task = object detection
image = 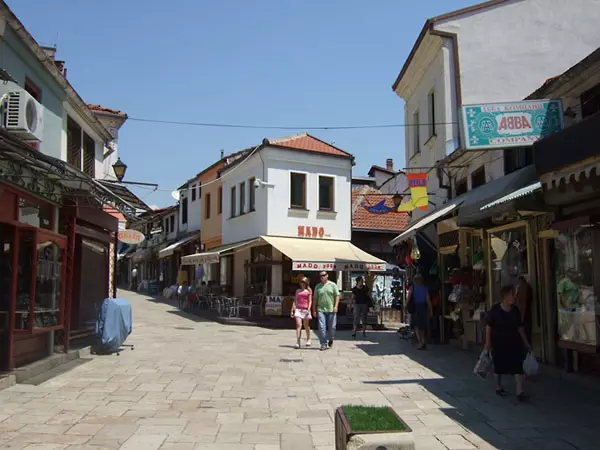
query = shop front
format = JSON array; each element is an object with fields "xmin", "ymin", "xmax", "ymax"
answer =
[
  {"xmin": 534, "ymin": 113, "xmax": 600, "ymax": 374},
  {"xmin": 181, "ymin": 235, "xmax": 386, "ymax": 319}
]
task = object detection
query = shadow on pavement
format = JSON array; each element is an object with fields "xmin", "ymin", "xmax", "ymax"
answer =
[{"xmin": 355, "ymin": 333, "xmax": 600, "ymax": 449}]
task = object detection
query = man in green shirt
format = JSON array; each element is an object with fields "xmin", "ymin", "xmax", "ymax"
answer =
[{"xmin": 312, "ymin": 271, "xmax": 340, "ymax": 351}]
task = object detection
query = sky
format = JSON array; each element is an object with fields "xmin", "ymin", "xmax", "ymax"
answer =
[{"xmin": 8, "ymin": 0, "xmax": 480, "ymax": 208}]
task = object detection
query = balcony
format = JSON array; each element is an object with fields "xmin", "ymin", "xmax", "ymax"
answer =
[{"xmin": 534, "ymin": 112, "xmax": 600, "ymax": 176}]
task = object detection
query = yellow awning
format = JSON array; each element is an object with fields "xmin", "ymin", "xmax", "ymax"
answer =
[{"xmin": 260, "ymin": 235, "xmax": 386, "ymax": 272}]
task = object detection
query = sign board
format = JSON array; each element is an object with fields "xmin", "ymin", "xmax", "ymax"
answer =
[
  {"xmin": 461, "ymin": 100, "xmax": 564, "ymax": 150},
  {"xmin": 292, "ymin": 261, "xmax": 386, "ymax": 272},
  {"xmin": 297, "ymin": 225, "xmax": 327, "ymax": 238},
  {"xmin": 117, "ymin": 229, "xmax": 145, "ymax": 245},
  {"xmin": 265, "ymin": 296, "xmax": 283, "ymax": 316},
  {"xmin": 181, "ymin": 252, "xmax": 219, "ymax": 266}
]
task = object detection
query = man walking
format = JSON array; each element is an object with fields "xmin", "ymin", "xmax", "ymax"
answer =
[
  {"xmin": 131, "ymin": 266, "xmax": 138, "ymax": 292},
  {"xmin": 313, "ymin": 271, "xmax": 340, "ymax": 351}
]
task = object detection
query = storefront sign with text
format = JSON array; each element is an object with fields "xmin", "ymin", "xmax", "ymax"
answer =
[
  {"xmin": 117, "ymin": 229, "xmax": 145, "ymax": 245},
  {"xmin": 265, "ymin": 296, "xmax": 283, "ymax": 316},
  {"xmin": 297, "ymin": 225, "xmax": 326, "ymax": 238},
  {"xmin": 292, "ymin": 261, "xmax": 386, "ymax": 272}
]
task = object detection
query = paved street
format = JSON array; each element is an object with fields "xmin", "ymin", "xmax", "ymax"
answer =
[{"xmin": 1, "ymin": 290, "xmax": 599, "ymax": 450}]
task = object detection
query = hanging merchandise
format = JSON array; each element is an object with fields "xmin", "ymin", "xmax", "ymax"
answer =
[
  {"xmin": 410, "ymin": 237, "xmax": 421, "ymax": 260},
  {"xmin": 398, "ymin": 173, "xmax": 429, "ymax": 212},
  {"xmin": 429, "ymin": 261, "xmax": 439, "ymax": 276}
]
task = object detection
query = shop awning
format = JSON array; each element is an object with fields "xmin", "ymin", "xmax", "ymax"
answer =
[
  {"xmin": 480, "ymin": 182, "xmax": 542, "ymax": 211},
  {"xmin": 457, "ymin": 165, "xmax": 544, "ymax": 226},
  {"xmin": 181, "ymin": 238, "xmax": 260, "ymax": 265},
  {"xmin": 389, "ymin": 202, "xmax": 462, "ymax": 246},
  {"xmin": 260, "ymin": 235, "xmax": 386, "ymax": 272},
  {"xmin": 158, "ymin": 235, "xmax": 197, "ymax": 259},
  {"xmin": 131, "ymin": 248, "xmax": 151, "ymax": 263}
]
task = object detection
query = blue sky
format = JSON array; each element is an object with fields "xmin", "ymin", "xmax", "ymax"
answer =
[{"xmin": 9, "ymin": 0, "xmax": 479, "ymax": 207}]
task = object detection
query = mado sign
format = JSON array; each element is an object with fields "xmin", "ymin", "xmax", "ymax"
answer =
[{"xmin": 461, "ymin": 100, "xmax": 564, "ymax": 150}]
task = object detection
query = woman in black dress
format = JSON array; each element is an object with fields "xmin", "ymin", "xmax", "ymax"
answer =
[{"xmin": 485, "ymin": 284, "xmax": 532, "ymax": 401}]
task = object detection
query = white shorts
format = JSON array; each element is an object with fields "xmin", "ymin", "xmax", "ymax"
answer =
[{"xmin": 294, "ymin": 309, "xmax": 312, "ymax": 320}]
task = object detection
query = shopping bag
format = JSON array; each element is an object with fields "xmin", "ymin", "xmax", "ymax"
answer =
[
  {"xmin": 523, "ymin": 351, "xmax": 539, "ymax": 377},
  {"xmin": 474, "ymin": 350, "xmax": 492, "ymax": 379}
]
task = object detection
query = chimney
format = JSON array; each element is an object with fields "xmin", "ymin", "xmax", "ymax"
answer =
[
  {"xmin": 386, "ymin": 158, "xmax": 394, "ymax": 171},
  {"xmin": 54, "ymin": 61, "xmax": 67, "ymax": 78},
  {"xmin": 220, "ymin": 149, "xmax": 224, "ymax": 160},
  {"xmin": 41, "ymin": 46, "xmax": 56, "ymax": 61}
]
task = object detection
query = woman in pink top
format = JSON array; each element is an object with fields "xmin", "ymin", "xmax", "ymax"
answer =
[{"xmin": 291, "ymin": 277, "xmax": 312, "ymax": 348}]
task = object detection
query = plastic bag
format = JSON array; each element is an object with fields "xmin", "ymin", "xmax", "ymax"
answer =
[
  {"xmin": 474, "ymin": 350, "xmax": 492, "ymax": 379},
  {"xmin": 523, "ymin": 351, "xmax": 539, "ymax": 376}
]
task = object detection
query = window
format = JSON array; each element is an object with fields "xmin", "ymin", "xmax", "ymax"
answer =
[
  {"xmin": 181, "ymin": 197, "xmax": 188, "ymax": 224},
  {"xmin": 290, "ymin": 172, "xmax": 306, "ymax": 209},
  {"xmin": 239, "ymin": 182, "xmax": 246, "ymax": 214},
  {"xmin": 192, "ymin": 184, "xmax": 197, "ymax": 202},
  {"xmin": 554, "ymin": 223, "xmax": 597, "ymax": 345},
  {"xmin": 170, "ymin": 215, "xmax": 175, "ymax": 233},
  {"xmin": 230, "ymin": 186, "xmax": 236, "ymax": 217},
  {"xmin": 318, "ymin": 176, "xmax": 334, "ymax": 211},
  {"xmin": 471, "ymin": 166, "xmax": 486, "ymax": 189},
  {"xmin": 455, "ymin": 178, "xmax": 468, "ymax": 197},
  {"xmin": 164, "ymin": 218, "xmax": 169, "ymax": 234},
  {"xmin": 581, "ymin": 83, "xmax": 600, "ymax": 119},
  {"xmin": 82, "ymin": 133, "xmax": 95, "ymax": 178},
  {"xmin": 249, "ymin": 177, "xmax": 256, "ymax": 212},
  {"xmin": 205, "ymin": 193, "xmax": 211, "ymax": 219},
  {"xmin": 504, "ymin": 147, "xmax": 533, "ymax": 174},
  {"xmin": 24, "ymin": 77, "xmax": 41, "ymax": 101},
  {"xmin": 19, "ymin": 197, "xmax": 53, "ymax": 230},
  {"xmin": 218, "ymin": 186, "xmax": 223, "ymax": 215},
  {"xmin": 66, "ymin": 117, "xmax": 81, "ymax": 170},
  {"xmin": 428, "ymin": 90, "xmax": 436, "ymax": 138},
  {"xmin": 412, "ymin": 110, "xmax": 420, "ymax": 156}
]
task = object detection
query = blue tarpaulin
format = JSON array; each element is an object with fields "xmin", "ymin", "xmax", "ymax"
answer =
[{"xmin": 96, "ymin": 298, "xmax": 132, "ymax": 352}]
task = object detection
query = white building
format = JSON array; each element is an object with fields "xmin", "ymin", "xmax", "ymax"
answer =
[
  {"xmin": 181, "ymin": 134, "xmax": 386, "ymax": 301},
  {"xmin": 392, "ymin": 0, "xmax": 600, "ymax": 226}
]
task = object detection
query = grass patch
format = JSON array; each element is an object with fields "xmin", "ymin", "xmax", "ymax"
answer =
[{"xmin": 342, "ymin": 405, "xmax": 406, "ymax": 432}]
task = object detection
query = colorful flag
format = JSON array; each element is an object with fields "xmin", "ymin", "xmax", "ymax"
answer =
[{"xmin": 397, "ymin": 173, "xmax": 428, "ymax": 212}]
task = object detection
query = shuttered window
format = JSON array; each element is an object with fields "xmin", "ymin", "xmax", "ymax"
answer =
[
  {"xmin": 67, "ymin": 117, "xmax": 82, "ymax": 169},
  {"xmin": 83, "ymin": 133, "xmax": 95, "ymax": 177}
]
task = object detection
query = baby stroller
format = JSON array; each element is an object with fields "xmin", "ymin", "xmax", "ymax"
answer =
[{"xmin": 92, "ymin": 298, "xmax": 134, "ymax": 355}]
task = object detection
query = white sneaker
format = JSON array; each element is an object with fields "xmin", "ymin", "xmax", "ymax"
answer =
[
  {"xmin": 306, "ymin": 340, "xmax": 312, "ymax": 347},
  {"xmin": 295, "ymin": 339, "xmax": 301, "ymax": 349}
]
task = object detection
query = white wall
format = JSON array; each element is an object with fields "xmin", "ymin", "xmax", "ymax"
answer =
[
  {"xmin": 221, "ymin": 151, "xmax": 268, "ymax": 245},
  {"xmin": 371, "ymin": 169, "xmax": 393, "ymax": 189},
  {"xmin": 379, "ymin": 171, "xmax": 408, "ymax": 197},
  {"xmin": 436, "ymin": 0, "xmax": 600, "ymax": 106},
  {"xmin": 395, "ymin": 0, "xmax": 600, "ymax": 221},
  {"xmin": 221, "ymin": 146, "xmax": 353, "ymax": 245}
]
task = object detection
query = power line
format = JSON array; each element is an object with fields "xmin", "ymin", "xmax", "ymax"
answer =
[{"xmin": 127, "ymin": 116, "xmax": 459, "ymax": 130}]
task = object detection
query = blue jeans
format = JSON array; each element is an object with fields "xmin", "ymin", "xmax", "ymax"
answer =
[{"xmin": 318, "ymin": 312, "xmax": 337, "ymax": 348}]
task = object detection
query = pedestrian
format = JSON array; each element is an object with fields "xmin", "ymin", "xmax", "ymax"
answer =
[
  {"xmin": 312, "ymin": 271, "xmax": 340, "ymax": 351},
  {"xmin": 177, "ymin": 281, "xmax": 187, "ymax": 309},
  {"xmin": 485, "ymin": 284, "xmax": 532, "ymax": 401},
  {"xmin": 291, "ymin": 277, "xmax": 312, "ymax": 349},
  {"xmin": 351, "ymin": 276, "xmax": 371, "ymax": 339},
  {"xmin": 131, "ymin": 266, "xmax": 138, "ymax": 291},
  {"xmin": 406, "ymin": 273, "xmax": 432, "ymax": 350}
]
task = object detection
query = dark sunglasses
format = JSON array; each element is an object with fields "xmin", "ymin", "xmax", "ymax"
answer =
[{"xmin": 320, "ymin": 274, "xmax": 327, "ymax": 278}]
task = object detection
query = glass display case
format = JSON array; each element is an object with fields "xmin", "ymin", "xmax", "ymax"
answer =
[{"xmin": 14, "ymin": 228, "xmax": 66, "ymax": 333}]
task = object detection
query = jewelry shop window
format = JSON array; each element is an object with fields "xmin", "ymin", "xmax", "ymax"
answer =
[
  {"xmin": 554, "ymin": 225, "xmax": 598, "ymax": 346},
  {"xmin": 15, "ymin": 228, "xmax": 66, "ymax": 332}
]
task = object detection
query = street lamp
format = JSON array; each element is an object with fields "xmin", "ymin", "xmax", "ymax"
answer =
[
  {"xmin": 392, "ymin": 194, "xmax": 404, "ymax": 207},
  {"xmin": 112, "ymin": 158, "xmax": 128, "ymax": 182}
]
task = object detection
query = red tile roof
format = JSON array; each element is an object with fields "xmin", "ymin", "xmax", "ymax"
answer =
[
  {"xmin": 87, "ymin": 104, "xmax": 128, "ymax": 117},
  {"xmin": 352, "ymin": 186, "xmax": 409, "ymax": 232},
  {"xmin": 268, "ymin": 133, "xmax": 352, "ymax": 158}
]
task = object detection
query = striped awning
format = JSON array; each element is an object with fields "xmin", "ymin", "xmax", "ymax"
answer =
[{"xmin": 480, "ymin": 182, "xmax": 542, "ymax": 210}]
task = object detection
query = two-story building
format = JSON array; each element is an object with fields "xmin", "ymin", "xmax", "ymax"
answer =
[
  {"xmin": 388, "ymin": 0, "xmax": 600, "ymax": 348},
  {"xmin": 0, "ymin": 1, "xmax": 148, "ymax": 370},
  {"xmin": 181, "ymin": 134, "xmax": 386, "ymax": 311}
]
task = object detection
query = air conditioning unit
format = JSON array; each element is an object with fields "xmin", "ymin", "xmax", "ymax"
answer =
[{"xmin": 0, "ymin": 87, "xmax": 44, "ymax": 141}]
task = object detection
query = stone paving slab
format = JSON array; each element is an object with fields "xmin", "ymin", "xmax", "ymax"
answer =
[{"xmin": 1, "ymin": 289, "xmax": 600, "ymax": 450}]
